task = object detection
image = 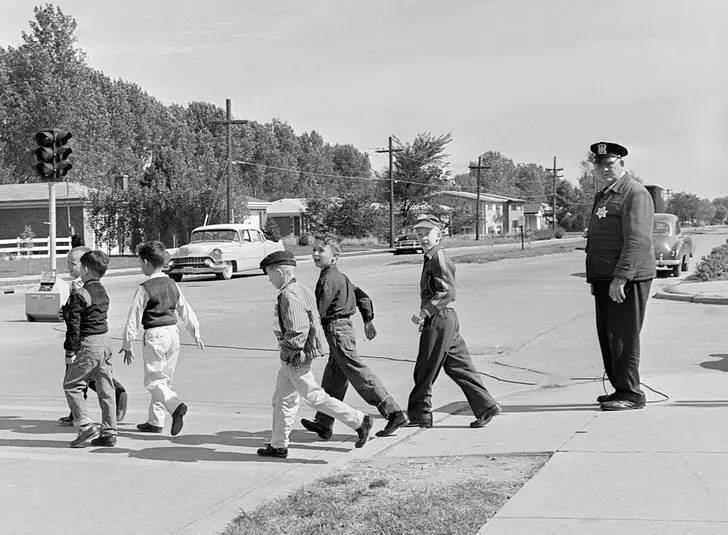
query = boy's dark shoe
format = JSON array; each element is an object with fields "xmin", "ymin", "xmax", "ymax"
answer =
[
  {"xmin": 375, "ymin": 411, "xmax": 409, "ymax": 437},
  {"xmin": 90, "ymin": 434, "xmax": 117, "ymax": 447},
  {"xmin": 405, "ymin": 418, "xmax": 433, "ymax": 428},
  {"xmin": 355, "ymin": 415, "xmax": 373, "ymax": 448},
  {"xmin": 69, "ymin": 425, "xmax": 99, "ymax": 448},
  {"xmin": 171, "ymin": 403, "xmax": 187, "ymax": 436},
  {"xmin": 596, "ymin": 392, "xmax": 616, "ymax": 403},
  {"xmin": 601, "ymin": 399, "xmax": 645, "ymax": 411},
  {"xmin": 300, "ymin": 418, "xmax": 333, "ymax": 440},
  {"xmin": 116, "ymin": 391, "xmax": 128, "ymax": 422},
  {"xmin": 470, "ymin": 403, "xmax": 502, "ymax": 428},
  {"xmin": 257, "ymin": 444, "xmax": 288, "ymax": 458},
  {"xmin": 136, "ymin": 422, "xmax": 163, "ymax": 433},
  {"xmin": 57, "ymin": 414, "xmax": 74, "ymax": 427}
]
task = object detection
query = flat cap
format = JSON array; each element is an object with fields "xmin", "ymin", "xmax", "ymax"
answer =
[
  {"xmin": 260, "ymin": 250, "xmax": 296, "ymax": 273},
  {"xmin": 412, "ymin": 214, "xmax": 442, "ymax": 230},
  {"xmin": 590, "ymin": 141, "xmax": 628, "ymax": 160}
]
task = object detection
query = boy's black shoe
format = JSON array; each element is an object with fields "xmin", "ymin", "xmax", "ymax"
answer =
[
  {"xmin": 257, "ymin": 444, "xmax": 288, "ymax": 458},
  {"xmin": 405, "ymin": 419, "xmax": 433, "ymax": 428},
  {"xmin": 375, "ymin": 411, "xmax": 409, "ymax": 437},
  {"xmin": 300, "ymin": 418, "xmax": 333, "ymax": 440},
  {"xmin": 90, "ymin": 434, "xmax": 117, "ymax": 447},
  {"xmin": 601, "ymin": 399, "xmax": 645, "ymax": 411},
  {"xmin": 57, "ymin": 414, "xmax": 74, "ymax": 427},
  {"xmin": 171, "ymin": 403, "xmax": 187, "ymax": 436},
  {"xmin": 69, "ymin": 425, "xmax": 99, "ymax": 448},
  {"xmin": 116, "ymin": 391, "xmax": 128, "ymax": 422},
  {"xmin": 470, "ymin": 403, "xmax": 502, "ymax": 428},
  {"xmin": 136, "ymin": 422, "xmax": 163, "ymax": 433},
  {"xmin": 355, "ymin": 415, "xmax": 373, "ymax": 448},
  {"xmin": 596, "ymin": 392, "xmax": 616, "ymax": 403}
]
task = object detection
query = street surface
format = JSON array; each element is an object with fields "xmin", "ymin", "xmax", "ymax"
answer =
[{"xmin": 0, "ymin": 230, "xmax": 726, "ymax": 534}]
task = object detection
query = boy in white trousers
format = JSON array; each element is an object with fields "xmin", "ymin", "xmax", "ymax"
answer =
[{"xmin": 120, "ymin": 241, "xmax": 204, "ymax": 436}]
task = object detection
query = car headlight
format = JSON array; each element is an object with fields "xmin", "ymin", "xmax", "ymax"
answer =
[
  {"xmin": 204, "ymin": 258, "xmax": 214, "ymax": 267},
  {"xmin": 211, "ymin": 248, "xmax": 222, "ymax": 261},
  {"xmin": 167, "ymin": 260, "xmax": 175, "ymax": 268}
]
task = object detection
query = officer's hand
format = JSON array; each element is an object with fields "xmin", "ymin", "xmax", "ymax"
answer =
[
  {"xmin": 609, "ymin": 277, "xmax": 627, "ymax": 304},
  {"xmin": 364, "ymin": 322, "xmax": 377, "ymax": 341},
  {"xmin": 411, "ymin": 313, "xmax": 423, "ymax": 325},
  {"xmin": 65, "ymin": 353, "xmax": 76, "ymax": 366}
]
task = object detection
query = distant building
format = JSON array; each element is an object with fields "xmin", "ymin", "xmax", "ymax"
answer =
[
  {"xmin": 0, "ymin": 182, "xmax": 94, "ymax": 246},
  {"xmin": 644, "ymin": 185, "xmax": 665, "ymax": 213},
  {"xmin": 242, "ymin": 196, "xmax": 273, "ymax": 230},
  {"xmin": 523, "ymin": 203, "xmax": 549, "ymax": 231},
  {"xmin": 434, "ymin": 190, "xmax": 527, "ymax": 235},
  {"xmin": 266, "ymin": 198, "xmax": 308, "ymax": 237}
]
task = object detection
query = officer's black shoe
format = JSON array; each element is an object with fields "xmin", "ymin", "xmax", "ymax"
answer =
[
  {"xmin": 600, "ymin": 399, "xmax": 646, "ymax": 411},
  {"xmin": 355, "ymin": 415, "xmax": 373, "ymax": 448},
  {"xmin": 300, "ymin": 418, "xmax": 332, "ymax": 440},
  {"xmin": 596, "ymin": 392, "xmax": 616, "ymax": 403},
  {"xmin": 470, "ymin": 403, "xmax": 502, "ymax": 428},
  {"xmin": 257, "ymin": 444, "xmax": 288, "ymax": 458},
  {"xmin": 375, "ymin": 411, "xmax": 409, "ymax": 437}
]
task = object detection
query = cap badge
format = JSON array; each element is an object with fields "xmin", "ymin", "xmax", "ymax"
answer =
[
  {"xmin": 596, "ymin": 206, "xmax": 608, "ymax": 219},
  {"xmin": 597, "ymin": 143, "xmax": 607, "ymax": 155}
]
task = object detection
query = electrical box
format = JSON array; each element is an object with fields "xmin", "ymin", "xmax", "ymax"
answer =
[{"xmin": 25, "ymin": 270, "xmax": 69, "ymax": 322}]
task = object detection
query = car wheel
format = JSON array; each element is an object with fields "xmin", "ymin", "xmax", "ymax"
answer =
[
  {"xmin": 681, "ymin": 255, "xmax": 689, "ymax": 272},
  {"xmin": 169, "ymin": 273, "xmax": 182, "ymax": 283},
  {"xmin": 216, "ymin": 262, "xmax": 234, "ymax": 280},
  {"xmin": 671, "ymin": 264, "xmax": 680, "ymax": 277},
  {"xmin": 393, "ymin": 249, "xmax": 401, "ymax": 256}
]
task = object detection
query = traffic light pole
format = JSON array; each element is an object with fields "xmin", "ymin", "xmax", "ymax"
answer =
[{"xmin": 48, "ymin": 181, "xmax": 56, "ymax": 272}]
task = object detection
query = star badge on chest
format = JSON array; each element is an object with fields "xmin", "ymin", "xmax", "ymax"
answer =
[{"xmin": 596, "ymin": 206, "xmax": 608, "ymax": 219}]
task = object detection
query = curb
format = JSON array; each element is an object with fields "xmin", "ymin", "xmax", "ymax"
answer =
[{"xmin": 653, "ymin": 290, "xmax": 728, "ymax": 305}]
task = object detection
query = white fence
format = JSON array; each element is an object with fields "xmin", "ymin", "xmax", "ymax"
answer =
[{"xmin": 0, "ymin": 237, "xmax": 72, "ymax": 258}]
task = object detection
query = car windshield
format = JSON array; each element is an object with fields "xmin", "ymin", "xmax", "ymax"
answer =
[
  {"xmin": 190, "ymin": 230, "xmax": 239, "ymax": 242},
  {"xmin": 652, "ymin": 222, "xmax": 671, "ymax": 235}
]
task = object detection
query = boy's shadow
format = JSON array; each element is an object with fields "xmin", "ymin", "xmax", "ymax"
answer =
[
  {"xmin": 700, "ymin": 354, "xmax": 728, "ymax": 372},
  {"xmin": 0, "ymin": 416, "xmax": 70, "ymax": 435},
  {"xmin": 91, "ymin": 445, "xmax": 328, "ymax": 464}
]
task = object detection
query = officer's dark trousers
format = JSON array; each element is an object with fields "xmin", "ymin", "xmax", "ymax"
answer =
[
  {"xmin": 407, "ymin": 309, "xmax": 497, "ymax": 424},
  {"xmin": 593, "ymin": 279, "xmax": 652, "ymax": 403},
  {"xmin": 314, "ymin": 318, "xmax": 401, "ymax": 431}
]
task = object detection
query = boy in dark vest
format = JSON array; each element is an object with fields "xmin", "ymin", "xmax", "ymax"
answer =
[{"xmin": 120, "ymin": 241, "xmax": 205, "ymax": 436}]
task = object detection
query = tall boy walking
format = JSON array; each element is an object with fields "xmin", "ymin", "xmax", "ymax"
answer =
[
  {"xmin": 301, "ymin": 234, "xmax": 408, "ymax": 440},
  {"xmin": 258, "ymin": 250, "xmax": 373, "ymax": 458},
  {"xmin": 408, "ymin": 215, "xmax": 501, "ymax": 428},
  {"xmin": 63, "ymin": 250, "xmax": 117, "ymax": 448},
  {"xmin": 120, "ymin": 241, "xmax": 204, "ymax": 437}
]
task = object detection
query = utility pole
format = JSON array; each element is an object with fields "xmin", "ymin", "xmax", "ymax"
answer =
[
  {"xmin": 376, "ymin": 137, "xmax": 402, "ymax": 248},
  {"xmin": 469, "ymin": 157, "xmax": 491, "ymax": 240},
  {"xmin": 546, "ymin": 156, "xmax": 564, "ymax": 230},
  {"xmin": 211, "ymin": 99, "xmax": 248, "ymax": 223}
]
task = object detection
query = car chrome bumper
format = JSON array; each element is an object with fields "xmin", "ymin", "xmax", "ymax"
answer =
[
  {"xmin": 656, "ymin": 259, "xmax": 680, "ymax": 267},
  {"xmin": 167, "ymin": 264, "xmax": 228, "ymax": 275}
]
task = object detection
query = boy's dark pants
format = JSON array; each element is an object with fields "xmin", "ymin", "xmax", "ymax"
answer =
[
  {"xmin": 64, "ymin": 368, "xmax": 125, "ymax": 412},
  {"xmin": 408, "ymin": 309, "xmax": 497, "ymax": 425},
  {"xmin": 313, "ymin": 318, "xmax": 401, "ymax": 432},
  {"xmin": 592, "ymin": 279, "xmax": 651, "ymax": 403}
]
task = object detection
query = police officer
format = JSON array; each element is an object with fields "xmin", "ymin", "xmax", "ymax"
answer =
[{"xmin": 585, "ymin": 141, "xmax": 655, "ymax": 411}]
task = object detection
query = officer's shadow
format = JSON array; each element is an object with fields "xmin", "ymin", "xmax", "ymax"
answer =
[{"xmin": 700, "ymin": 354, "xmax": 728, "ymax": 372}]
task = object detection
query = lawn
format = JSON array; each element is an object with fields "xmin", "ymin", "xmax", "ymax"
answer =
[
  {"xmin": 222, "ymin": 454, "xmax": 549, "ymax": 535},
  {"xmin": 0, "ymin": 255, "xmax": 140, "ymax": 279}
]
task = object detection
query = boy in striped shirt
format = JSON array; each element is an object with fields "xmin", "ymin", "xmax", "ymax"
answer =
[{"xmin": 257, "ymin": 250, "xmax": 373, "ymax": 458}]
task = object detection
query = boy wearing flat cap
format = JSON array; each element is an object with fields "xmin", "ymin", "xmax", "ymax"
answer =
[
  {"xmin": 586, "ymin": 141, "xmax": 655, "ymax": 411},
  {"xmin": 407, "ymin": 215, "xmax": 501, "ymax": 428},
  {"xmin": 257, "ymin": 250, "xmax": 373, "ymax": 458}
]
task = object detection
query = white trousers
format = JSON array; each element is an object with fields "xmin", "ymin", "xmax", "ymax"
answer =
[
  {"xmin": 270, "ymin": 360, "xmax": 364, "ymax": 448},
  {"xmin": 142, "ymin": 326, "xmax": 182, "ymax": 426}
]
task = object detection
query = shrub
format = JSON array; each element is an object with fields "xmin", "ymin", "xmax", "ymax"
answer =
[
  {"xmin": 554, "ymin": 227, "xmax": 565, "ymax": 239},
  {"xmin": 298, "ymin": 233, "xmax": 313, "ymax": 246},
  {"xmin": 262, "ymin": 219, "xmax": 282, "ymax": 242},
  {"xmin": 690, "ymin": 243, "xmax": 728, "ymax": 281},
  {"xmin": 532, "ymin": 228, "xmax": 555, "ymax": 241}
]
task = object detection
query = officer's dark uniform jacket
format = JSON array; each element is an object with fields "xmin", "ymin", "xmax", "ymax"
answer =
[{"xmin": 585, "ymin": 175, "xmax": 656, "ymax": 283}]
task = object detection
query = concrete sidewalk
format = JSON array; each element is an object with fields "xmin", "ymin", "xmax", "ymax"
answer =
[{"xmin": 654, "ymin": 280, "xmax": 728, "ymax": 305}]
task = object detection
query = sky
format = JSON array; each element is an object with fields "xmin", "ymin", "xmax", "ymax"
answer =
[{"xmin": 2, "ymin": 0, "xmax": 727, "ymax": 199}]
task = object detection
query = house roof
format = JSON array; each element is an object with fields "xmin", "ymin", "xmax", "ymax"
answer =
[
  {"xmin": 438, "ymin": 190, "xmax": 526, "ymax": 203},
  {"xmin": 0, "ymin": 182, "xmax": 90, "ymax": 203},
  {"xmin": 245, "ymin": 196, "xmax": 273, "ymax": 210},
  {"xmin": 267, "ymin": 198, "xmax": 307, "ymax": 216},
  {"xmin": 524, "ymin": 203, "xmax": 544, "ymax": 214}
]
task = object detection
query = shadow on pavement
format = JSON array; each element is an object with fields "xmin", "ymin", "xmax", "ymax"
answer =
[
  {"xmin": 89, "ymin": 446, "xmax": 328, "ymax": 464},
  {"xmin": 0, "ymin": 416, "xmax": 70, "ymax": 435},
  {"xmin": 672, "ymin": 400, "xmax": 728, "ymax": 408},
  {"xmin": 501, "ymin": 403, "xmax": 601, "ymax": 413},
  {"xmin": 700, "ymin": 354, "xmax": 728, "ymax": 372}
]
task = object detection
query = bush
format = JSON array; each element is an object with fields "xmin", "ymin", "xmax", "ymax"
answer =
[
  {"xmin": 262, "ymin": 219, "xmax": 282, "ymax": 242},
  {"xmin": 298, "ymin": 234, "xmax": 313, "ymax": 246},
  {"xmin": 690, "ymin": 243, "xmax": 728, "ymax": 281},
  {"xmin": 554, "ymin": 226, "xmax": 565, "ymax": 239},
  {"xmin": 532, "ymin": 228, "xmax": 555, "ymax": 241}
]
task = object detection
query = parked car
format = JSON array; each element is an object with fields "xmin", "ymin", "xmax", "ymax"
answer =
[
  {"xmin": 164, "ymin": 224, "xmax": 284, "ymax": 281},
  {"xmin": 393, "ymin": 226, "xmax": 423, "ymax": 255},
  {"xmin": 653, "ymin": 213, "xmax": 693, "ymax": 277}
]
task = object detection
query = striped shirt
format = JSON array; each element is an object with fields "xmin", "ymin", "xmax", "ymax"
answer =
[
  {"xmin": 419, "ymin": 243, "xmax": 456, "ymax": 317},
  {"xmin": 273, "ymin": 278, "xmax": 326, "ymax": 366}
]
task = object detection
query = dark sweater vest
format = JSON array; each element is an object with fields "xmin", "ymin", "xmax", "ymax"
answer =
[{"xmin": 141, "ymin": 277, "xmax": 180, "ymax": 330}]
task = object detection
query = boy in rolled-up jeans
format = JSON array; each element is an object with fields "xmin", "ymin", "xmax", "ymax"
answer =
[{"xmin": 63, "ymin": 250, "xmax": 117, "ymax": 448}]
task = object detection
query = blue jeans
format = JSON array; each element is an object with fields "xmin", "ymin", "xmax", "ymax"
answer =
[
  {"xmin": 63, "ymin": 335, "xmax": 117, "ymax": 436},
  {"xmin": 314, "ymin": 318, "xmax": 401, "ymax": 431}
]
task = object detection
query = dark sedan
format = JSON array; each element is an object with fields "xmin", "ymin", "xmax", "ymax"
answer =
[
  {"xmin": 653, "ymin": 213, "xmax": 692, "ymax": 277},
  {"xmin": 393, "ymin": 226, "xmax": 423, "ymax": 255}
]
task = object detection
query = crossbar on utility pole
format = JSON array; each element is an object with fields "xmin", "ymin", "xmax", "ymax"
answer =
[
  {"xmin": 469, "ymin": 157, "xmax": 491, "ymax": 240},
  {"xmin": 376, "ymin": 137, "xmax": 402, "ymax": 248},
  {"xmin": 546, "ymin": 156, "xmax": 563, "ymax": 230},
  {"xmin": 211, "ymin": 98, "xmax": 249, "ymax": 224}
]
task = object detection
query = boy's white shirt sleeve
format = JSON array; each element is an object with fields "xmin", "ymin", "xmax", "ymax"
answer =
[
  {"xmin": 122, "ymin": 285, "xmax": 148, "ymax": 351},
  {"xmin": 176, "ymin": 289, "xmax": 201, "ymax": 340}
]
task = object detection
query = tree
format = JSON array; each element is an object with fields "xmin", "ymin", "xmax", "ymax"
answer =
[
  {"xmin": 667, "ymin": 192, "xmax": 702, "ymax": 224},
  {"xmin": 384, "ymin": 132, "xmax": 452, "ymax": 223}
]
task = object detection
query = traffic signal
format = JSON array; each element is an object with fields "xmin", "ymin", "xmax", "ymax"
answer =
[{"xmin": 33, "ymin": 129, "xmax": 73, "ymax": 180}]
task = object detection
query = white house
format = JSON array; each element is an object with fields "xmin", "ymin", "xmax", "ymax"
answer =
[
  {"xmin": 435, "ymin": 190, "xmax": 527, "ymax": 236},
  {"xmin": 242, "ymin": 196, "xmax": 273, "ymax": 230},
  {"xmin": 266, "ymin": 198, "xmax": 308, "ymax": 237},
  {"xmin": 523, "ymin": 203, "xmax": 548, "ymax": 231}
]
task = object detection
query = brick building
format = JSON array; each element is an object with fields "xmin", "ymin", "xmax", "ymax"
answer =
[{"xmin": 0, "ymin": 182, "xmax": 93, "ymax": 246}]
